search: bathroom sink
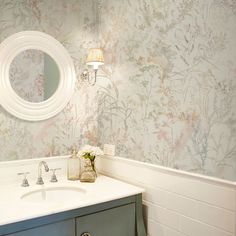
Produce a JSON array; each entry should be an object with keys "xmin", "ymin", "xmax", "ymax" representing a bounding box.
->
[{"xmin": 21, "ymin": 186, "xmax": 87, "ymax": 203}]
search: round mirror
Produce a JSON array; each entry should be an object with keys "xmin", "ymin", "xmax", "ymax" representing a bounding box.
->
[
  {"xmin": 0, "ymin": 31, "xmax": 76, "ymax": 121},
  {"xmin": 9, "ymin": 49, "xmax": 60, "ymax": 103}
]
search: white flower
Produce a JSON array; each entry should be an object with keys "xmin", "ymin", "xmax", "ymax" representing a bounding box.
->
[{"xmin": 78, "ymin": 145, "xmax": 104, "ymax": 157}]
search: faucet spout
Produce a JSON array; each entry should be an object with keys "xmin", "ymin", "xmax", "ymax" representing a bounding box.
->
[{"xmin": 36, "ymin": 161, "xmax": 49, "ymax": 185}]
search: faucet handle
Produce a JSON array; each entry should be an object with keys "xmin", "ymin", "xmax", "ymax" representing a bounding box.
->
[
  {"xmin": 50, "ymin": 168, "xmax": 61, "ymax": 182},
  {"xmin": 18, "ymin": 172, "xmax": 30, "ymax": 187}
]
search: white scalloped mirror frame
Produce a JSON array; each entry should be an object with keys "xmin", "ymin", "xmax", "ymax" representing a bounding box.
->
[{"xmin": 0, "ymin": 31, "xmax": 76, "ymax": 121}]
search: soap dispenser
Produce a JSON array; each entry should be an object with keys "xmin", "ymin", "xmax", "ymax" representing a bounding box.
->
[{"xmin": 67, "ymin": 149, "xmax": 80, "ymax": 180}]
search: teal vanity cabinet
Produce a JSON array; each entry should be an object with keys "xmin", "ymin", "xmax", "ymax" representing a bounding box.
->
[
  {"xmin": 76, "ymin": 204, "xmax": 135, "ymax": 236},
  {"xmin": 0, "ymin": 195, "xmax": 146, "ymax": 236},
  {"xmin": 4, "ymin": 219, "xmax": 75, "ymax": 236}
]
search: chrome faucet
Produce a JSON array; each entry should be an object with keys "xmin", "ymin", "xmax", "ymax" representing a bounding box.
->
[{"xmin": 36, "ymin": 161, "xmax": 49, "ymax": 185}]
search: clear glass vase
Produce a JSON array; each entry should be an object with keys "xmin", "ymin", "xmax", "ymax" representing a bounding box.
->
[{"xmin": 80, "ymin": 158, "xmax": 96, "ymax": 183}]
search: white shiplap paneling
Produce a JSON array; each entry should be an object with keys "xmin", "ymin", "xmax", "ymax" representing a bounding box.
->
[{"xmin": 97, "ymin": 156, "xmax": 236, "ymax": 236}]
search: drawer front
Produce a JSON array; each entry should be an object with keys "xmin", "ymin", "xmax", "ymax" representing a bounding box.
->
[
  {"xmin": 76, "ymin": 203, "xmax": 135, "ymax": 236},
  {"xmin": 8, "ymin": 219, "xmax": 75, "ymax": 236}
]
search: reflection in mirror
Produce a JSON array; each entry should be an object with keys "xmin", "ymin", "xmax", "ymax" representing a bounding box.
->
[{"xmin": 9, "ymin": 49, "xmax": 60, "ymax": 103}]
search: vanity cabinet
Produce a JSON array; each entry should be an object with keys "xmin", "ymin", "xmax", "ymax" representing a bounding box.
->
[
  {"xmin": 76, "ymin": 204, "xmax": 135, "ymax": 236},
  {"xmin": 7, "ymin": 219, "xmax": 75, "ymax": 236},
  {"xmin": 1, "ymin": 195, "xmax": 146, "ymax": 236}
]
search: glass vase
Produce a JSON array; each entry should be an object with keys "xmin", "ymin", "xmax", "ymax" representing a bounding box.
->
[{"xmin": 80, "ymin": 158, "xmax": 96, "ymax": 183}]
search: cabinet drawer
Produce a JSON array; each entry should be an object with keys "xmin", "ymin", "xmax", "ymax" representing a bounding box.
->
[
  {"xmin": 76, "ymin": 203, "xmax": 135, "ymax": 236},
  {"xmin": 7, "ymin": 219, "xmax": 75, "ymax": 236}
]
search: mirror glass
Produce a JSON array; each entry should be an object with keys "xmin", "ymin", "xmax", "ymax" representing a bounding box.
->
[{"xmin": 9, "ymin": 49, "xmax": 60, "ymax": 103}]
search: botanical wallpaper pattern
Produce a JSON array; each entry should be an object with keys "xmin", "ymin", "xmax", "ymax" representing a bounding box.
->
[
  {"xmin": 0, "ymin": 0, "xmax": 99, "ymax": 161},
  {"xmin": 97, "ymin": 0, "xmax": 236, "ymax": 181},
  {"xmin": 0, "ymin": 0, "xmax": 235, "ymax": 181}
]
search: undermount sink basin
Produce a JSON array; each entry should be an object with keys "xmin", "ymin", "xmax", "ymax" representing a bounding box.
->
[{"xmin": 21, "ymin": 186, "xmax": 87, "ymax": 203}]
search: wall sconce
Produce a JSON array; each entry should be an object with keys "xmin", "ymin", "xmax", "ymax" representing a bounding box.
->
[{"xmin": 81, "ymin": 48, "xmax": 104, "ymax": 86}]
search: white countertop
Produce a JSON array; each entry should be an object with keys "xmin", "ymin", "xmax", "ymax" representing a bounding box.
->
[{"xmin": 0, "ymin": 175, "xmax": 144, "ymax": 226}]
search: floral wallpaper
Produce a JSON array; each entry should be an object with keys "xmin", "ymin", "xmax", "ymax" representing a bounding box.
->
[
  {"xmin": 0, "ymin": 0, "xmax": 235, "ymax": 181},
  {"xmin": 0, "ymin": 0, "xmax": 99, "ymax": 161},
  {"xmin": 97, "ymin": 0, "xmax": 236, "ymax": 181}
]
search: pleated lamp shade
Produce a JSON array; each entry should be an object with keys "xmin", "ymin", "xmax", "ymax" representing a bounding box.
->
[{"xmin": 86, "ymin": 48, "xmax": 104, "ymax": 69}]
